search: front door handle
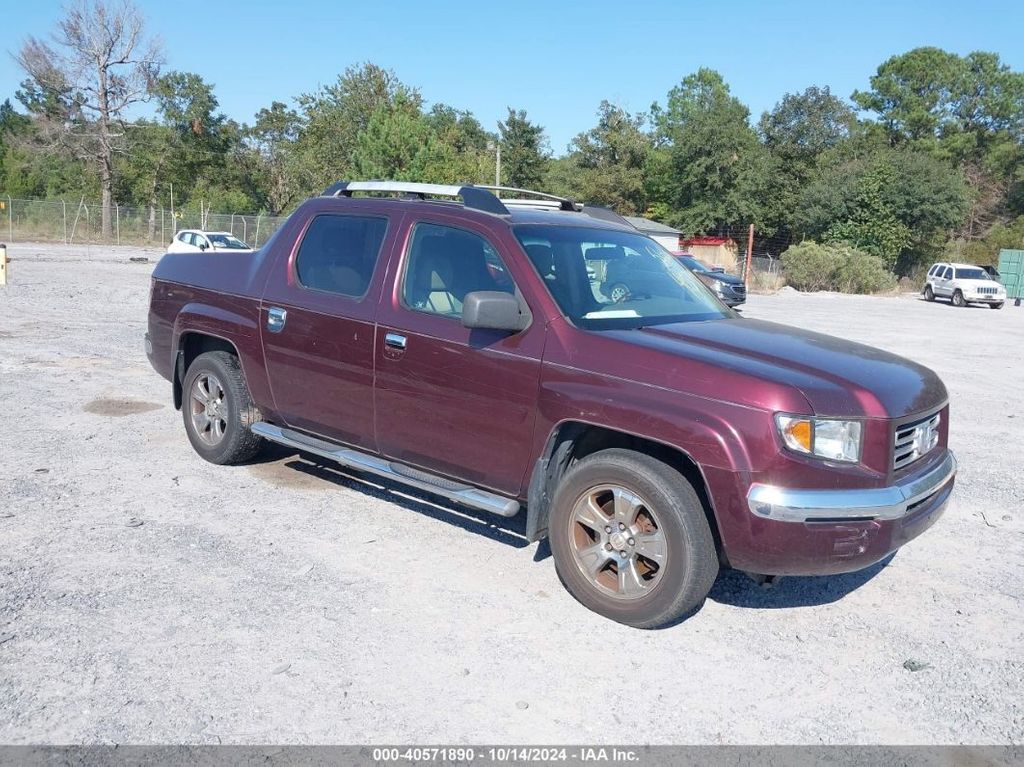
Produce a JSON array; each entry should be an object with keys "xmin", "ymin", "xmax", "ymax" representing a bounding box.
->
[
  {"xmin": 384, "ymin": 332, "xmax": 407, "ymax": 350},
  {"xmin": 266, "ymin": 307, "xmax": 287, "ymax": 333}
]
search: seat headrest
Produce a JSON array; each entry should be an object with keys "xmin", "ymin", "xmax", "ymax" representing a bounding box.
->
[{"xmin": 414, "ymin": 235, "xmax": 456, "ymax": 292}]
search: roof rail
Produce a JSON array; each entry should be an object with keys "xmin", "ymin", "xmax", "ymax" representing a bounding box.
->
[
  {"xmin": 321, "ymin": 180, "xmax": 509, "ymax": 216},
  {"xmin": 473, "ymin": 185, "xmax": 581, "ymax": 212}
]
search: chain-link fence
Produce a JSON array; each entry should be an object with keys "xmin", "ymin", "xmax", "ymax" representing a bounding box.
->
[{"xmin": 0, "ymin": 195, "xmax": 287, "ymax": 248}]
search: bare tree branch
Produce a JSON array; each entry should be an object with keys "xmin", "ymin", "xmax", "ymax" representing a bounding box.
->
[{"xmin": 16, "ymin": 0, "xmax": 164, "ymax": 236}]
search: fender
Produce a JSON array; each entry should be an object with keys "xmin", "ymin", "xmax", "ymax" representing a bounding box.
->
[
  {"xmin": 171, "ymin": 300, "xmax": 274, "ymax": 413},
  {"xmin": 522, "ymin": 380, "xmax": 767, "ymax": 542}
]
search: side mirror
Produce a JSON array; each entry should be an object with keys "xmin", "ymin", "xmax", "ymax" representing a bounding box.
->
[
  {"xmin": 198, "ymin": 242, "xmax": 208, "ymax": 251},
  {"xmin": 462, "ymin": 291, "xmax": 529, "ymax": 332}
]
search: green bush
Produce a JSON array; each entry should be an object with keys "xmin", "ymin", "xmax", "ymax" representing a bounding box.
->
[{"xmin": 781, "ymin": 241, "xmax": 896, "ymax": 294}]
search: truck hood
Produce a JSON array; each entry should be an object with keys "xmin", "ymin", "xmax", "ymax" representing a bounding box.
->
[{"xmin": 611, "ymin": 318, "xmax": 947, "ymax": 418}]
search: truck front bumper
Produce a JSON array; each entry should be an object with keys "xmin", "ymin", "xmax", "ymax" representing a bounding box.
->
[
  {"xmin": 711, "ymin": 450, "xmax": 956, "ymax": 576},
  {"xmin": 747, "ymin": 450, "xmax": 956, "ymax": 523}
]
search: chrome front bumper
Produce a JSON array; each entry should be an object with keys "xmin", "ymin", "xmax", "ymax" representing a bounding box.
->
[{"xmin": 747, "ymin": 450, "xmax": 957, "ymax": 523}]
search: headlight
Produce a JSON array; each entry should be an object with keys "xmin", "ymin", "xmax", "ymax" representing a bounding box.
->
[
  {"xmin": 711, "ymin": 281, "xmax": 725, "ymax": 295},
  {"xmin": 775, "ymin": 415, "xmax": 862, "ymax": 463}
]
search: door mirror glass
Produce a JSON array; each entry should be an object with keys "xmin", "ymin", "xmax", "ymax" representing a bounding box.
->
[{"xmin": 461, "ymin": 291, "xmax": 528, "ymax": 332}]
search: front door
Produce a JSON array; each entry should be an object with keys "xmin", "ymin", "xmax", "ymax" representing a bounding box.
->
[
  {"xmin": 261, "ymin": 211, "xmax": 397, "ymax": 449},
  {"xmin": 374, "ymin": 218, "xmax": 545, "ymax": 495}
]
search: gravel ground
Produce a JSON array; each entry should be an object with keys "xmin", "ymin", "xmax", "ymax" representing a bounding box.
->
[{"xmin": 0, "ymin": 243, "xmax": 1021, "ymax": 745}]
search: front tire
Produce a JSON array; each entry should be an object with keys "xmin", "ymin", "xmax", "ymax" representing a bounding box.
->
[
  {"xmin": 549, "ymin": 449, "xmax": 719, "ymax": 628},
  {"xmin": 952, "ymin": 289, "xmax": 966, "ymax": 307},
  {"xmin": 182, "ymin": 351, "xmax": 264, "ymax": 465},
  {"xmin": 608, "ymin": 283, "xmax": 630, "ymax": 303}
]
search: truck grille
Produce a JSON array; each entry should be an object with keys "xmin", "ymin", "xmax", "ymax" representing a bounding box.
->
[
  {"xmin": 977, "ymin": 286, "xmax": 998, "ymax": 295},
  {"xmin": 732, "ymin": 284, "xmax": 747, "ymax": 297},
  {"xmin": 893, "ymin": 411, "xmax": 941, "ymax": 471}
]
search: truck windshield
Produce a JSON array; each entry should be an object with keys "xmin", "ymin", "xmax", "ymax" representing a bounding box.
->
[{"xmin": 515, "ymin": 224, "xmax": 733, "ymax": 329}]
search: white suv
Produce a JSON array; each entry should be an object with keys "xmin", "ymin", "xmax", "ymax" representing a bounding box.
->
[{"xmin": 924, "ymin": 262, "xmax": 1006, "ymax": 309}]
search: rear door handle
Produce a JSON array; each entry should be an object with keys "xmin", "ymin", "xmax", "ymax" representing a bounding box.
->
[
  {"xmin": 266, "ymin": 307, "xmax": 287, "ymax": 333},
  {"xmin": 384, "ymin": 332, "xmax": 407, "ymax": 350}
]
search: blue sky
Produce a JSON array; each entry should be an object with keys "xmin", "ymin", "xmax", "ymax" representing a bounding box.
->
[{"xmin": 3, "ymin": 0, "xmax": 1023, "ymax": 153}]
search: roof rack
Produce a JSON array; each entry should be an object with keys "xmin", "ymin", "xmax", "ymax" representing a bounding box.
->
[
  {"xmin": 321, "ymin": 180, "xmax": 509, "ymax": 215},
  {"xmin": 320, "ymin": 180, "xmax": 607, "ymax": 222},
  {"xmin": 473, "ymin": 185, "xmax": 581, "ymax": 212}
]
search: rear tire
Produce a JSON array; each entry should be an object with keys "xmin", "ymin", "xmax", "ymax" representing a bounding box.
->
[
  {"xmin": 952, "ymin": 289, "xmax": 966, "ymax": 307},
  {"xmin": 182, "ymin": 351, "xmax": 264, "ymax": 465},
  {"xmin": 548, "ymin": 448, "xmax": 719, "ymax": 628},
  {"xmin": 923, "ymin": 285, "xmax": 934, "ymax": 301}
]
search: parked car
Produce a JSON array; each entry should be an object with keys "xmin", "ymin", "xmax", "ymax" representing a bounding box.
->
[
  {"xmin": 597, "ymin": 249, "xmax": 686, "ymax": 302},
  {"xmin": 924, "ymin": 262, "xmax": 1006, "ymax": 309},
  {"xmin": 168, "ymin": 230, "xmax": 252, "ymax": 254},
  {"xmin": 980, "ymin": 264, "xmax": 1001, "ymax": 281},
  {"xmin": 674, "ymin": 252, "xmax": 746, "ymax": 307},
  {"xmin": 147, "ymin": 181, "xmax": 956, "ymax": 628}
]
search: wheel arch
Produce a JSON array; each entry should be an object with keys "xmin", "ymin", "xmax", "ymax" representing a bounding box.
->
[
  {"xmin": 173, "ymin": 331, "xmax": 243, "ymax": 410},
  {"xmin": 525, "ymin": 421, "xmax": 725, "ymax": 561}
]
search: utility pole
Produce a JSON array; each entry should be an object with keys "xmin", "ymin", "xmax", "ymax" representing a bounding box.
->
[
  {"xmin": 745, "ymin": 224, "xmax": 755, "ymax": 288},
  {"xmin": 487, "ymin": 140, "xmax": 502, "ymax": 187}
]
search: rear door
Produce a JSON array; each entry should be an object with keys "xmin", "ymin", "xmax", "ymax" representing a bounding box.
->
[
  {"xmin": 935, "ymin": 266, "xmax": 954, "ymax": 296},
  {"xmin": 373, "ymin": 215, "xmax": 545, "ymax": 495},
  {"xmin": 260, "ymin": 208, "xmax": 401, "ymax": 450}
]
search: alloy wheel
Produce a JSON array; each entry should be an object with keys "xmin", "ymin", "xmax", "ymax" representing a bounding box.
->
[
  {"xmin": 568, "ymin": 484, "xmax": 668, "ymax": 600},
  {"xmin": 190, "ymin": 372, "xmax": 228, "ymax": 446}
]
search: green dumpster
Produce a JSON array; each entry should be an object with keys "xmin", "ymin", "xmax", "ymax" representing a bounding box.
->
[{"xmin": 998, "ymin": 249, "xmax": 1023, "ymax": 300}]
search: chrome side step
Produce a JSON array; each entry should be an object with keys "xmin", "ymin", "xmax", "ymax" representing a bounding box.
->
[{"xmin": 250, "ymin": 422, "xmax": 521, "ymax": 518}]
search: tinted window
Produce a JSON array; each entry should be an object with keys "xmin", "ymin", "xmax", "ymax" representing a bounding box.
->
[
  {"xmin": 402, "ymin": 223, "xmax": 515, "ymax": 319},
  {"xmin": 295, "ymin": 215, "xmax": 388, "ymax": 297},
  {"xmin": 942, "ymin": 267, "xmax": 952, "ymax": 279},
  {"xmin": 954, "ymin": 267, "xmax": 987, "ymax": 280}
]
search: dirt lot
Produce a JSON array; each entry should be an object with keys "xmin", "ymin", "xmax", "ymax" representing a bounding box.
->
[{"xmin": 1, "ymin": 243, "xmax": 1021, "ymax": 745}]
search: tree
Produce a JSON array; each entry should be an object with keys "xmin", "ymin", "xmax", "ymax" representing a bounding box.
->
[
  {"xmin": 854, "ymin": 48, "xmax": 1024, "ymax": 240},
  {"xmin": 350, "ymin": 93, "xmax": 430, "ymax": 181},
  {"xmin": 293, "ymin": 63, "xmax": 421, "ymax": 191},
  {"xmin": 649, "ymin": 68, "xmax": 772, "ymax": 234},
  {"xmin": 16, "ymin": 0, "xmax": 163, "ymax": 236},
  {"xmin": 759, "ymin": 86, "xmax": 859, "ymax": 238},
  {"xmin": 552, "ymin": 101, "xmax": 651, "ymax": 213},
  {"xmin": 248, "ymin": 102, "xmax": 301, "ymax": 214},
  {"xmin": 761, "ymin": 86, "xmax": 858, "ymax": 160},
  {"xmin": 498, "ymin": 108, "xmax": 548, "ymax": 188},
  {"xmin": 797, "ymin": 147, "xmax": 969, "ymax": 272}
]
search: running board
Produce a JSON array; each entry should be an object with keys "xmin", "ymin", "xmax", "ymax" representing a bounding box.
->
[{"xmin": 250, "ymin": 422, "xmax": 521, "ymax": 518}]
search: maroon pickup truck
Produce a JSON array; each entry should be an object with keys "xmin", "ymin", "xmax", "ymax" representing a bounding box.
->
[{"xmin": 146, "ymin": 181, "xmax": 956, "ymax": 628}]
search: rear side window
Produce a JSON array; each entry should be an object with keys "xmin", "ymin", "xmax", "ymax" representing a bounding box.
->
[
  {"xmin": 943, "ymin": 267, "xmax": 953, "ymax": 279},
  {"xmin": 295, "ymin": 215, "xmax": 388, "ymax": 298}
]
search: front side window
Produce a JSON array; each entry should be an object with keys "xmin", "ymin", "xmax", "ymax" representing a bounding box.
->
[
  {"xmin": 516, "ymin": 224, "xmax": 732, "ymax": 329},
  {"xmin": 401, "ymin": 223, "xmax": 515, "ymax": 319},
  {"xmin": 294, "ymin": 214, "xmax": 388, "ymax": 298}
]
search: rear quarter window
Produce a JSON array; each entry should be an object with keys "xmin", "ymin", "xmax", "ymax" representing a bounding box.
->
[{"xmin": 294, "ymin": 214, "xmax": 388, "ymax": 298}]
